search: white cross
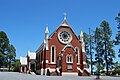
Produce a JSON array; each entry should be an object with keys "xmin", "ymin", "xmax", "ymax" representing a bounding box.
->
[{"xmin": 64, "ymin": 12, "xmax": 67, "ymax": 20}]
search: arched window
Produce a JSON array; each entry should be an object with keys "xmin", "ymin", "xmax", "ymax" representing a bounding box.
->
[
  {"xmin": 66, "ymin": 54, "xmax": 73, "ymax": 63},
  {"xmin": 75, "ymin": 47, "xmax": 79, "ymax": 64},
  {"xmin": 51, "ymin": 45, "xmax": 56, "ymax": 63}
]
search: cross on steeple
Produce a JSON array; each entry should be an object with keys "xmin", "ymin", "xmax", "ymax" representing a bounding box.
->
[{"xmin": 64, "ymin": 12, "xmax": 67, "ymax": 20}]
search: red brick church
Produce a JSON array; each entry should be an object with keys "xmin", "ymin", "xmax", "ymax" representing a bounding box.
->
[{"xmin": 35, "ymin": 14, "xmax": 90, "ymax": 76}]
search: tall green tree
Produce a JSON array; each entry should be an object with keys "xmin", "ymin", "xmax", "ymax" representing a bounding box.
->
[
  {"xmin": 94, "ymin": 27, "xmax": 104, "ymax": 74},
  {"xmin": 100, "ymin": 21, "xmax": 115, "ymax": 75},
  {"xmin": 115, "ymin": 12, "xmax": 120, "ymax": 57},
  {"xmin": 0, "ymin": 31, "xmax": 16, "ymax": 71},
  {"xmin": 0, "ymin": 31, "xmax": 9, "ymax": 67}
]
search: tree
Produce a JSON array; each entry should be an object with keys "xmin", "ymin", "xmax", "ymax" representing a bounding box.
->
[
  {"xmin": 7, "ymin": 44, "xmax": 16, "ymax": 71},
  {"xmin": 12, "ymin": 59, "xmax": 20, "ymax": 72},
  {"xmin": 112, "ymin": 61, "xmax": 120, "ymax": 75},
  {"xmin": 94, "ymin": 27, "xmax": 104, "ymax": 74},
  {"xmin": 0, "ymin": 31, "xmax": 16, "ymax": 71},
  {"xmin": 88, "ymin": 28, "xmax": 95, "ymax": 75},
  {"xmin": 0, "ymin": 31, "xmax": 9, "ymax": 68},
  {"xmin": 115, "ymin": 12, "xmax": 120, "ymax": 57},
  {"xmin": 100, "ymin": 21, "xmax": 115, "ymax": 75}
]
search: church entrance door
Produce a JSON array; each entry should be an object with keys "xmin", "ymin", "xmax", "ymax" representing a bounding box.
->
[{"xmin": 30, "ymin": 63, "xmax": 35, "ymax": 72}]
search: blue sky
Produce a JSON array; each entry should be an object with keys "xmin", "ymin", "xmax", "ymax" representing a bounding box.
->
[{"xmin": 0, "ymin": 0, "xmax": 120, "ymax": 62}]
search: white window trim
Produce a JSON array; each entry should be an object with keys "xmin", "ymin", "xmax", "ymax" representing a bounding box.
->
[
  {"xmin": 50, "ymin": 45, "xmax": 56, "ymax": 64},
  {"xmin": 75, "ymin": 47, "xmax": 80, "ymax": 64},
  {"xmin": 66, "ymin": 54, "xmax": 73, "ymax": 63}
]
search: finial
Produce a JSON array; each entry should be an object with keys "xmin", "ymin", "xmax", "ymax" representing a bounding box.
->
[
  {"xmin": 80, "ymin": 26, "xmax": 83, "ymax": 39},
  {"xmin": 64, "ymin": 12, "xmax": 67, "ymax": 20},
  {"xmin": 80, "ymin": 26, "xmax": 83, "ymax": 34},
  {"xmin": 45, "ymin": 24, "xmax": 49, "ymax": 34}
]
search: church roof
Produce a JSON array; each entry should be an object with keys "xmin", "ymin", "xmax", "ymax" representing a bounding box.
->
[
  {"xmin": 20, "ymin": 56, "xmax": 27, "ymax": 65},
  {"xmin": 28, "ymin": 50, "xmax": 36, "ymax": 59}
]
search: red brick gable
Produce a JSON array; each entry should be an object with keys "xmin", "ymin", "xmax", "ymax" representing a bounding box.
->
[
  {"xmin": 48, "ymin": 25, "xmax": 81, "ymax": 47},
  {"xmin": 49, "ymin": 26, "xmax": 80, "ymax": 43}
]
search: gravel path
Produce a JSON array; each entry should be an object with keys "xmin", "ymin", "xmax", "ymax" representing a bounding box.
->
[{"xmin": 0, "ymin": 72, "xmax": 120, "ymax": 80}]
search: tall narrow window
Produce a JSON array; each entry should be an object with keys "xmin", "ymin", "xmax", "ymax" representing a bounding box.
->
[
  {"xmin": 66, "ymin": 54, "xmax": 73, "ymax": 63},
  {"xmin": 52, "ymin": 47, "xmax": 54, "ymax": 62},
  {"xmin": 51, "ymin": 45, "xmax": 56, "ymax": 63},
  {"xmin": 75, "ymin": 47, "xmax": 79, "ymax": 63}
]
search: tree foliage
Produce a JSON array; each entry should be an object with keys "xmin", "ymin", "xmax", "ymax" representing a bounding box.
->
[
  {"xmin": 83, "ymin": 32, "xmax": 90, "ymax": 68},
  {"xmin": 0, "ymin": 31, "xmax": 16, "ymax": 71},
  {"xmin": 0, "ymin": 31, "xmax": 9, "ymax": 67},
  {"xmin": 7, "ymin": 44, "xmax": 16, "ymax": 71},
  {"xmin": 94, "ymin": 27, "xmax": 105, "ymax": 73},
  {"xmin": 115, "ymin": 12, "xmax": 120, "ymax": 57},
  {"xmin": 12, "ymin": 59, "xmax": 20, "ymax": 72},
  {"xmin": 112, "ymin": 61, "xmax": 120, "ymax": 75},
  {"xmin": 94, "ymin": 21, "xmax": 115, "ymax": 75}
]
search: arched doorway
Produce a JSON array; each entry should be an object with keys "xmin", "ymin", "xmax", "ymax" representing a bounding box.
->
[{"xmin": 30, "ymin": 62, "xmax": 36, "ymax": 72}]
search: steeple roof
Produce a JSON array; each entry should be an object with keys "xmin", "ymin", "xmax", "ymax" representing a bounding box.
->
[
  {"xmin": 60, "ymin": 13, "xmax": 70, "ymax": 27},
  {"xmin": 80, "ymin": 30, "xmax": 83, "ymax": 37},
  {"xmin": 80, "ymin": 30, "xmax": 84, "ymax": 42},
  {"xmin": 45, "ymin": 24, "xmax": 49, "ymax": 34}
]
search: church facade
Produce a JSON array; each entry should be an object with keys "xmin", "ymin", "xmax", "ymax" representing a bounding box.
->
[{"xmin": 35, "ymin": 15, "xmax": 90, "ymax": 76}]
